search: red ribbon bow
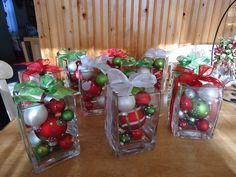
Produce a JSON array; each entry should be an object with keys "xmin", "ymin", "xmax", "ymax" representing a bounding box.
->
[
  {"xmin": 169, "ymin": 65, "xmax": 223, "ymax": 130},
  {"xmin": 17, "ymin": 59, "xmax": 63, "ymax": 82},
  {"xmin": 101, "ymin": 48, "xmax": 128, "ymax": 58}
]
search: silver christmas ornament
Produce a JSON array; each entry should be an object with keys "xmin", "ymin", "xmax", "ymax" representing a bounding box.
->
[
  {"xmin": 23, "ymin": 103, "xmax": 48, "ymax": 127},
  {"xmin": 198, "ymin": 84, "xmax": 220, "ymax": 102},
  {"xmin": 138, "ymin": 67, "xmax": 151, "ymax": 74},
  {"xmin": 96, "ymin": 95, "xmax": 106, "ymax": 107},
  {"xmin": 185, "ymin": 88, "xmax": 196, "ymax": 99},
  {"xmin": 81, "ymin": 69, "xmax": 94, "ymax": 80},
  {"xmin": 28, "ymin": 131, "xmax": 41, "ymax": 147},
  {"xmin": 178, "ymin": 110, "xmax": 186, "ymax": 119},
  {"xmin": 67, "ymin": 60, "xmax": 78, "ymax": 73},
  {"xmin": 117, "ymin": 96, "xmax": 136, "ymax": 113}
]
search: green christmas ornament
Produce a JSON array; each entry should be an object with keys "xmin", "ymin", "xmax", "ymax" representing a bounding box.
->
[
  {"xmin": 187, "ymin": 117, "xmax": 196, "ymax": 126},
  {"xmin": 119, "ymin": 133, "xmax": 131, "ymax": 144},
  {"xmin": 153, "ymin": 58, "xmax": 165, "ymax": 70},
  {"xmin": 34, "ymin": 142, "xmax": 49, "ymax": 158},
  {"xmin": 123, "ymin": 68, "xmax": 135, "ymax": 77},
  {"xmin": 62, "ymin": 109, "xmax": 74, "ymax": 121},
  {"xmin": 95, "ymin": 72, "xmax": 108, "ymax": 86},
  {"xmin": 143, "ymin": 105, "xmax": 156, "ymax": 117},
  {"xmin": 112, "ymin": 57, "xmax": 123, "ymax": 68},
  {"xmin": 131, "ymin": 87, "xmax": 143, "ymax": 95},
  {"xmin": 188, "ymin": 98, "xmax": 210, "ymax": 119}
]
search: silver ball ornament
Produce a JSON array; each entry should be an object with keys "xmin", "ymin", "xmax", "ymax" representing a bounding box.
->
[
  {"xmin": 198, "ymin": 84, "xmax": 220, "ymax": 102},
  {"xmin": 28, "ymin": 131, "xmax": 41, "ymax": 147},
  {"xmin": 67, "ymin": 60, "xmax": 78, "ymax": 73},
  {"xmin": 185, "ymin": 88, "xmax": 196, "ymax": 99},
  {"xmin": 96, "ymin": 95, "xmax": 106, "ymax": 107},
  {"xmin": 178, "ymin": 110, "xmax": 186, "ymax": 119},
  {"xmin": 117, "ymin": 96, "xmax": 136, "ymax": 113},
  {"xmin": 81, "ymin": 69, "xmax": 94, "ymax": 80},
  {"xmin": 23, "ymin": 103, "xmax": 48, "ymax": 127}
]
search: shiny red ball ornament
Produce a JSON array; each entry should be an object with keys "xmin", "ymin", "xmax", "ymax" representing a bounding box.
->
[
  {"xmin": 135, "ymin": 91, "xmax": 151, "ymax": 106},
  {"xmin": 82, "ymin": 80, "xmax": 102, "ymax": 97},
  {"xmin": 119, "ymin": 108, "xmax": 145, "ymax": 131},
  {"xmin": 35, "ymin": 116, "xmax": 67, "ymax": 139},
  {"xmin": 155, "ymin": 73, "xmax": 161, "ymax": 80},
  {"xmin": 47, "ymin": 99, "xmax": 66, "ymax": 114},
  {"xmin": 180, "ymin": 95, "xmax": 192, "ymax": 112},
  {"xmin": 84, "ymin": 101, "xmax": 93, "ymax": 110},
  {"xmin": 196, "ymin": 119, "xmax": 209, "ymax": 132},
  {"xmin": 179, "ymin": 119, "xmax": 188, "ymax": 129},
  {"xmin": 58, "ymin": 133, "xmax": 73, "ymax": 150},
  {"xmin": 130, "ymin": 129, "xmax": 144, "ymax": 140},
  {"xmin": 154, "ymin": 81, "xmax": 161, "ymax": 90}
]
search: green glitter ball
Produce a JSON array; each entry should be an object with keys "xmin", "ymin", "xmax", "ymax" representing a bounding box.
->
[
  {"xmin": 112, "ymin": 57, "xmax": 123, "ymax": 68},
  {"xmin": 96, "ymin": 72, "xmax": 108, "ymax": 86},
  {"xmin": 188, "ymin": 98, "xmax": 210, "ymax": 119},
  {"xmin": 119, "ymin": 133, "xmax": 131, "ymax": 144},
  {"xmin": 34, "ymin": 142, "xmax": 49, "ymax": 158},
  {"xmin": 62, "ymin": 109, "xmax": 74, "ymax": 121},
  {"xmin": 153, "ymin": 58, "xmax": 165, "ymax": 70},
  {"xmin": 143, "ymin": 105, "xmax": 156, "ymax": 116}
]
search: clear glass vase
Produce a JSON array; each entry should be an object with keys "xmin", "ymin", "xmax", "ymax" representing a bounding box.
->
[
  {"xmin": 170, "ymin": 84, "xmax": 223, "ymax": 139},
  {"xmin": 15, "ymin": 95, "xmax": 80, "ymax": 173},
  {"xmin": 105, "ymin": 85, "xmax": 161, "ymax": 156}
]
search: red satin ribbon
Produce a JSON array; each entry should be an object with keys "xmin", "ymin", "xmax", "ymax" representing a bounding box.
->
[
  {"xmin": 17, "ymin": 59, "xmax": 63, "ymax": 81},
  {"xmin": 101, "ymin": 48, "xmax": 128, "ymax": 58},
  {"xmin": 169, "ymin": 65, "xmax": 223, "ymax": 130}
]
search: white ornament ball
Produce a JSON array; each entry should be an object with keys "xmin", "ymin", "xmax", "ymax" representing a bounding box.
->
[
  {"xmin": 67, "ymin": 60, "xmax": 78, "ymax": 73},
  {"xmin": 185, "ymin": 88, "xmax": 196, "ymax": 99},
  {"xmin": 178, "ymin": 110, "xmax": 186, "ymax": 119},
  {"xmin": 27, "ymin": 131, "xmax": 41, "ymax": 147},
  {"xmin": 117, "ymin": 96, "xmax": 136, "ymax": 113},
  {"xmin": 138, "ymin": 67, "xmax": 151, "ymax": 74},
  {"xmin": 23, "ymin": 103, "xmax": 48, "ymax": 127},
  {"xmin": 96, "ymin": 95, "xmax": 106, "ymax": 107},
  {"xmin": 198, "ymin": 84, "xmax": 220, "ymax": 102},
  {"xmin": 81, "ymin": 69, "xmax": 94, "ymax": 80}
]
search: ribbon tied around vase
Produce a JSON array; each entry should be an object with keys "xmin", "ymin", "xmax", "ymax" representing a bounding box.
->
[
  {"xmin": 107, "ymin": 68, "xmax": 157, "ymax": 96},
  {"xmin": 169, "ymin": 65, "xmax": 223, "ymax": 130}
]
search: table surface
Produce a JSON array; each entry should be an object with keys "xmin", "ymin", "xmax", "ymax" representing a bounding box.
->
[{"xmin": 1, "ymin": 94, "xmax": 236, "ymax": 177}]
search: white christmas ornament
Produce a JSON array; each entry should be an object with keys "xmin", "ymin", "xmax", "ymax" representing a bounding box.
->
[
  {"xmin": 117, "ymin": 96, "xmax": 136, "ymax": 113},
  {"xmin": 198, "ymin": 84, "xmax": 221, "ymax": 102},
  {"xmin": 138, "ymin": 67, "xmax": 151, "ymax": 74},
  {"xmin": 96, "ymin": 95, "xmax": 106, "ymax": 107},
  {"xmin": 67, "ymin": 60, "xmax": 78, "ymax": 73}
]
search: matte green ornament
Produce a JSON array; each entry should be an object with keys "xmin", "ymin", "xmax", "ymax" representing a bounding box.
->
[
  {"xmin": 131, "ymin": 87, "xmax": 143, "ymax": 95},
  {"xmin": 34, "ymin": 142, "xmax": 49, "ymax": 159},
  {"xmin": 112, "ymin": 57, "xmax": 123, "ymax": 68},
  {"xmin": 188, "ymin": 98, "xmax": 210, "ymax": 119},
  {"xmin": 143, "ymin": 105, "xmax": 156, "ymax": 116},
  {"xmin": 123, "ymin": 68, "xmax": 135, "ymax": 77},
  {"xmin": 119, "ymin": 133, "xmax": 131, "ymax": 144},
  {"xmin": 95, "ymin": 72, "xmax": 108, "ymax": 86},
  {"xmin": 62, "ymin": 109, "xmax": 74, "ymax": 121},
  {"xmin": 153, "ymin": 58, "xmax": 165, "ymax": 70}
]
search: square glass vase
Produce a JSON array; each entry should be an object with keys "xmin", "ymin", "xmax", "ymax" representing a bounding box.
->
[
  {"xmin": 170, "ymin": 84, "xmax": 223, "ymax": 139},
  {"xmin": 105, "ymin": 85, "xmax": 161, "ymax": 156},
  {"xmin": 15, "ymin": 95, "xmax": 80, "ymax": 173}
]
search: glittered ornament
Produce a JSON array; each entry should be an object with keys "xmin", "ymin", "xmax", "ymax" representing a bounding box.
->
[
  {"xmin": 198, "ymin": 84, "xmax": 220, "ymax": 102},
  {"xmin": 196, "ymin": 119, "xmax": 209, "ymax": 132},
  {"xmin": 123, "ymin": 68, "xmax": 135, "ymax": 77},
  {"xmin": 119, "ymin": 133, "xmax": 131, "ymax": 144},
  {"xmin": 112, "ymin": 57, "xmax": 123, "ymax": 68},
  {"xmin": 61, "ymin": 109, "xmax": 74, "ymax": 121},
  {"xmin": 143, "ymin": 105, "xmax": 156, "ymax": 117},
  {"xmin": 119, "ymin": 108, "xmax": 145, "ymax": 131},
  {"xmin": 117, "ymin": 96, "xmax": 136, "ymax": 113},
  {"xmin": 153, "ymin": 58, "xmax": 165, "ymax": 70},
  {"xmin": 135, "ymin": 91, "xmax": 151, "ymax": 106},
  {"xmin": 82, "ymin": 80, "xmax": 102, "ymax": 97},
  {"xmin": 84, "ymin": 101, "xmax": 93, "ymax": 110},
  {"xmin": 130, "ymin": 129, "xmax": 144, "ymax": 140},
  {"xmin": 35, "ymin": 116, "xmax": 67, "ymax": 139},
  {"xmin": 179, "ymin": 119, "xmax": 188, "ymax": 129},
  {"xmin": 184, "ymin": 88, "xmax": 196, "ymax": 99},
  {"xmin": 96, "ymin": 95, "xmax": 106, "ymax": 107},
  {"xmin": 188, "ymin": 98, "xmax": 210, "ymax": 119},
  {"xmin": 138, "ymin": 67, "xmax": 151, "ymax": 74},
  {"xmin": 95, "ymin": 72, "xmax": 108, "ymax": 87},
  {"xmin": 47, "ymin": 99, "xmax": 66, "ymax": 114},
  {"xmin": 23, "ymin": 103, "xmax": 48, "ymax": 127},
  {"xmin": 131, "ymin": 87, "xmax": 143, "ymax": 95},
  {"xmin": 81, "ymin": 69, "xmax": 94, "ymax": 80},
  {"xmin": 34, "ymin": 142, "xmax": 49, "ymax": 158},
  {"xmin": 180, "ymin": 96, "xmax": 192, "ymax": 112},
  {"xmin": 58, "ymin": 133, "xmax": 74, "ymax": 150}
]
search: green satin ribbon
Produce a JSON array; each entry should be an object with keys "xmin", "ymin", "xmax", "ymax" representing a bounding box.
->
[
  {"xmin": 177, "ymin": 54, "xmax": 210, "ymax": 74},
  {"xmin": 57, "ymin": 49, "xmax": 86, "ymax": 67},
  {"xmin": 121, "ymin": 56, "xmax": 155, "ymax": 67},
  {"xmin": 121, "ymin": 57, "xmax": 136, "ymax": 66}
]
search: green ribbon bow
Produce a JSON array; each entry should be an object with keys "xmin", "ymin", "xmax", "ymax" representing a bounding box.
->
[
  {"xmin": 177, "ymin": 54, "xmax": 210, "ymax": 74},
  {"xmin": 57, "ymin": 49, "xmax": 86, "ymax": 67},
  {"xmin": 121, "ymin": 56, "xmax": 156, "ymax": 67}
]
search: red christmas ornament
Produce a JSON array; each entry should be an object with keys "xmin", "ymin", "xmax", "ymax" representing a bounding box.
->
[
  {"xmin": 179, "ymin": 119, "xmax": 188, "ymax": 129},
  {"xmin": 119, "ymin": 108, "xmax": 146, "ymax": 131},
  {"xmin": 47, "ymin": 99, "xmax": 66, "ymax": 114},
  {"xmin": 155, "ymin": 73, "xmax": 161, "ymax": 80},
  {"xmin": 82, "ymin": 80, "xmax": 102, "ymax": 97},
  {"xmin": 135, "ymin": 91, "xmax": 151, "ymax": 106},
  {"xmin": 35, "ymin": 116, "xmax": 67, "ymax": 139},
  {"xmin": 84, "ymin": 101, "xmax": 93, "ymax": 110},
  {"xmin": 82, "ymin": 95, "xmax": 92, "ymax": 102},
  {"xmin": 130, "ymin": 129, "xmax": 144, "ymax": 140},
  {"xmin": 196, "ymin": 119, "xmax": 209, "ymax": 132},
  {"xmin": 70, "ymin": 69, "xmax": 79, "ymax": 82},
  {"xmin": 154, "ymin": 81, "xmax": 161, "ymax": 90},
  {"xmin": 180, "ymin": 95, "xmax": 192, "ymax": 112},
  {"xmin": 58, "ymin": 133, "xmax": 74, "ymax": 150}
]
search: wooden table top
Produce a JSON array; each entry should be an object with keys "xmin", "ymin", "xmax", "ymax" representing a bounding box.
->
[{"xmin": 1, "ymin": 95, "xmax": 236, "ymax": 177}]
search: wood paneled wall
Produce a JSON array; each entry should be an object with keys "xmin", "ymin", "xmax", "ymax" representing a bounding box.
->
[{"xmin": 33, "ymin": 0, "xmax": 236, "ymax": 63}]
